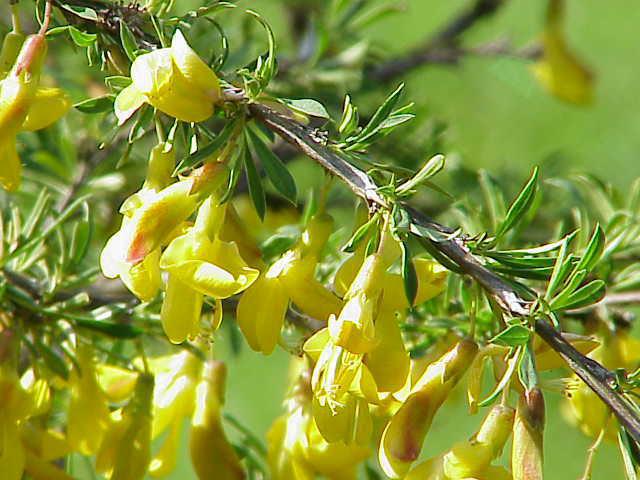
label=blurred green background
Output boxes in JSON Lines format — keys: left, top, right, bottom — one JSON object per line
{"left": 11, "top": 0, "right": 639, "bottom": 478}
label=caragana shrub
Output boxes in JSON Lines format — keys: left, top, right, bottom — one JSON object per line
{"left": 0, "top": 0, "right": 639, "bottom": 479}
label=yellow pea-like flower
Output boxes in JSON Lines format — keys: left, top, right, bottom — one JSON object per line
{"left": 100, "top": 143, "right": 178, "bottom": 301}
{"left": 512, "top": 388, "right": 545, "bottom": 480}
{"left": 237, "top": 214, "right": 342, "bottom": 355}
{"left": 304, "top": 328, "right": 378, "bottom": 445}
{"left": 190, "top": 361, "right": 245, "bottom": 480}
{"left": 160, "top": 196, "right": 258, "bottom": 343}
{"left": 379, "top": 339, "right": 478, "bottom": 478}
{"left": 96, "top": 364, "right": 140, "bottom": 403}
{"left": 0, "top": 31, "right": 70, "bottom": 191}
{"left": 531, "top": 0, "right": 594, "bottom": 105}
{"left": 67, "top": 344, "right": 111, "bottom": 455}
{"left": 115, "top": 29, "right": 220, "bottom": 124}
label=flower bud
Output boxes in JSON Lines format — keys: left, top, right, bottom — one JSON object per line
{"left": 379, "top": 339, "right": 478, "bottom": 478}
{"left": 443, "top": 404, "right": 515, "bottom": 478}
{"left": 512, "top": 388, "right": 545, "bottom": 480}
{"left": 0, "top": 31, "right": 25, "bottom": 75}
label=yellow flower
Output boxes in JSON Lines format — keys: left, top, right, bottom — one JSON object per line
{"left": 379, "top": 339, "right": 478, "bottom": 478}
{"left": 160, "top": 196, "right": 258, "bottom": 343}
{"left": 0, "top": 32, "right": 70, "bottom": 191}
{"left": 512, "top": 388, "right": 545, "bottom": 480}
{"left": 531, "top": 0, "right": 594, "bottom": 105}
{"left": 96, "top": 374, "right": 154, "bottom": 480}
{"left": 304, "top": 328, "right": 378, "bottom": 445}
{"left": 115, "top": 29, "right": 220, "bottom": 124}
{"left": 190, "top": 360, "right": 244, "bottom": 480}
{"left": 237, "top": 214, "right": 342, "bottom": 354}
{"left": 67, "top": 344, "right": 111, "bottom": 456}
{"left": 268, "top": 359, "right": 369, "bottom": 480}
{"left": 100, "top": 142, "right": 175, "bottom": 301}
{"left": 148, "top": 350, "right": 202, "bottom": 477}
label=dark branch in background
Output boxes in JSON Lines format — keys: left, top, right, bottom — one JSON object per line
{"left": 247, "top": 100, "right": 640, "bottom": 444}
{"left": 370, "top": 0, "right": 519, "bottom": 82}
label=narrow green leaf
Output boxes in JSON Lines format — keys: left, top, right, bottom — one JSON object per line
{"left": 479, "top": 170, "right": 506, "bottom": 232}
{"left": 496, "top": 167, "right": 539, "bottom": 238}
{"left": 58, "top": 4, "right": 98, "bottom": 21}
{"left": 478, "top": 348, "right": 521, "bottom": 407}
{"left": 74, "top": 318, "right": 142, "bottom": 338}
{"left": 342, "top": 216, "right": 378, "bottom": 253}
{"left": 128, "top": 105, "right": 154, "bottom": 144}
{"left": 247, "top": 130, "right": 297, "bottom": 204}
{"left": 38, "top": 343, "right": 70, "bottom": 380}
{"left": 175, "top": 120, "right": 238, "bottom": 174}
{"left": 400, "top": 241, "right": 418, "bottom": 306}
{"left": 338, "top": 95, "right": 359, "bottom": 137}
{"left": 48, "top": 25, "right": 96, "bottom": 47}
{"left": 552, "top": 279, "right": 606, "bottom": 310}
{"left": 119, "top": 20, "right": 139, "bottom": 62}
{"left": 396, "top": 154, "right": 445, "bottom": 196}
{"left": 618, "top": 427, "right": 639, "bottom": 480}
{"left": 243, "top": 141, "right": 266, "bottom": 220}
{"left": 74, "top": 95, "right": 115, "bottom": 114}
{"left": 518, "top": 342, "right": 539, "bottom": 391}
{"left": 575, "top": 224, "right": 605, "bottom": 274}
{"left": 69, "top": 203, "right": 92, "bottom": 266}
{"left": 105, "top": 76, "right": 132, "bottom": 92}
{"left": 490, "top": 325, "right": 531, "bottom": 347}
{"left": 545, "top": 231, "right": 578, "bottom": 301}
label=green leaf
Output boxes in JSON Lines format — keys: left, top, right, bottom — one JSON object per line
{"left": 38, "top": 343, "right": 70, "bottom": 380}
{"left": 69, "top": 202, "right": 92, "bottom": 266}
{"left": 345, "top": 83, "right": 405, "bottom": 150}
{"left": 243, "top": 140, "right": 266, "bottom": 221}
{"left": 260, "top": 231, "right": 300, "bottom": 261}
{"left": 75, "top": 318, "right": 142, "bottom": 338}
{"left": 342, "top": 215, "right": 378, "bottom": 253}
{"left": 575, "top": 224, "right": 605, "bottom": 274}
{"left": 74, "top": 95, "right": 115, "bottom": 114}
{"left": 175, "top": 120, "right": 238, "bottom": 174}
{"left": 58, "top": 4, "right": 98, "bottom": 21}
{"left": 545, "top": 231, "right": 578, "bottom": 300}
{"left": 48, "top": 26, "right": 97, "bottom": 47}
{"left": 119, "top": 20, "right": 139, "bottom": 62}
{"left": 338, "top": 95, "right": 359, "bottom": 137}
{"left": 105, "top": 76, "right": 132, "bottom": 92}
{"left": 128, "top": 105, "right": 154, "bottom": 144}
{"left": 490, "top": 325, "right": 531, "bottom": 347}
{"left": 247, "top": 130, "right": 297, "bottom": 204}
{"left": 282, "top": 99, "right": 330, "bottom": 119}
{"left": 552, "top": 279, "right": 605, "bottom": 310}
{"left": 496, "top": 167, "right": 539, "bottom": 238}
{"left": 397, "top": 154, "right": 445, "bottom": 196}
{"left": 518, "top": 342, "right": 538, "bottom": 391}
{"left": 400, "top": 241, "right": 418, "bottom": 305}
{"left": 618, "top": 427, "right": 639, "bottom": 480}
{"left": 247, "top": 10, "right": 277, "bottom": 88}
{"left": 479, "top": 170, "right": 506, "bottom": 232}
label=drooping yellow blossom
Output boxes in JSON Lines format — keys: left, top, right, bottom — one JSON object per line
{"left": 237, "top": 214, "right": 342, "bottom": 354}
{"left": 0, "top": 29, "right": 70, "bottom": 191}
{"left": 379, "top": 339, "right": 478, "bottom": 478}
{"left": 115, "top": 29, "right": 220, "bottom": 124}
{"left": 96, "top": 374, "right": 154, "bottom": 480}
{"left": 268, "top": 359, "right": 369, "bottom": 480}
{"left": 565, "top": 328, "right": 640, "bottom": 440}
{"left": 531, "top": 0, "right": 594, "bottom": 105}
{"left": 190, "top": 360, "right": 244, "bottom": 480}
{"left": 512, "top": 388, "right": 545, "bottom": 480}
{"left": 405, "top": 404, "right": 514, "bottom": 480}
{"left": 305, "top": 328, "right": 379, "bottom": 445}
{"left": 100, "top": 142, "right": 175, "bottom": 302}
{"left": 160, "top": 195, "right": 259, "bottom": 343}
{"left": 67, "top": 344, "right": 112, "bottom": 456}
{"left": 333, "top": 231, "right": 447, "bottom": 393}
{"left": 148, "top": 350, "right": 202, "bottom": 477}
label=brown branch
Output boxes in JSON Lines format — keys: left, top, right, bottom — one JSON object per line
{"left": 247, "top": 100, "right": 640, "bottom": 444}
